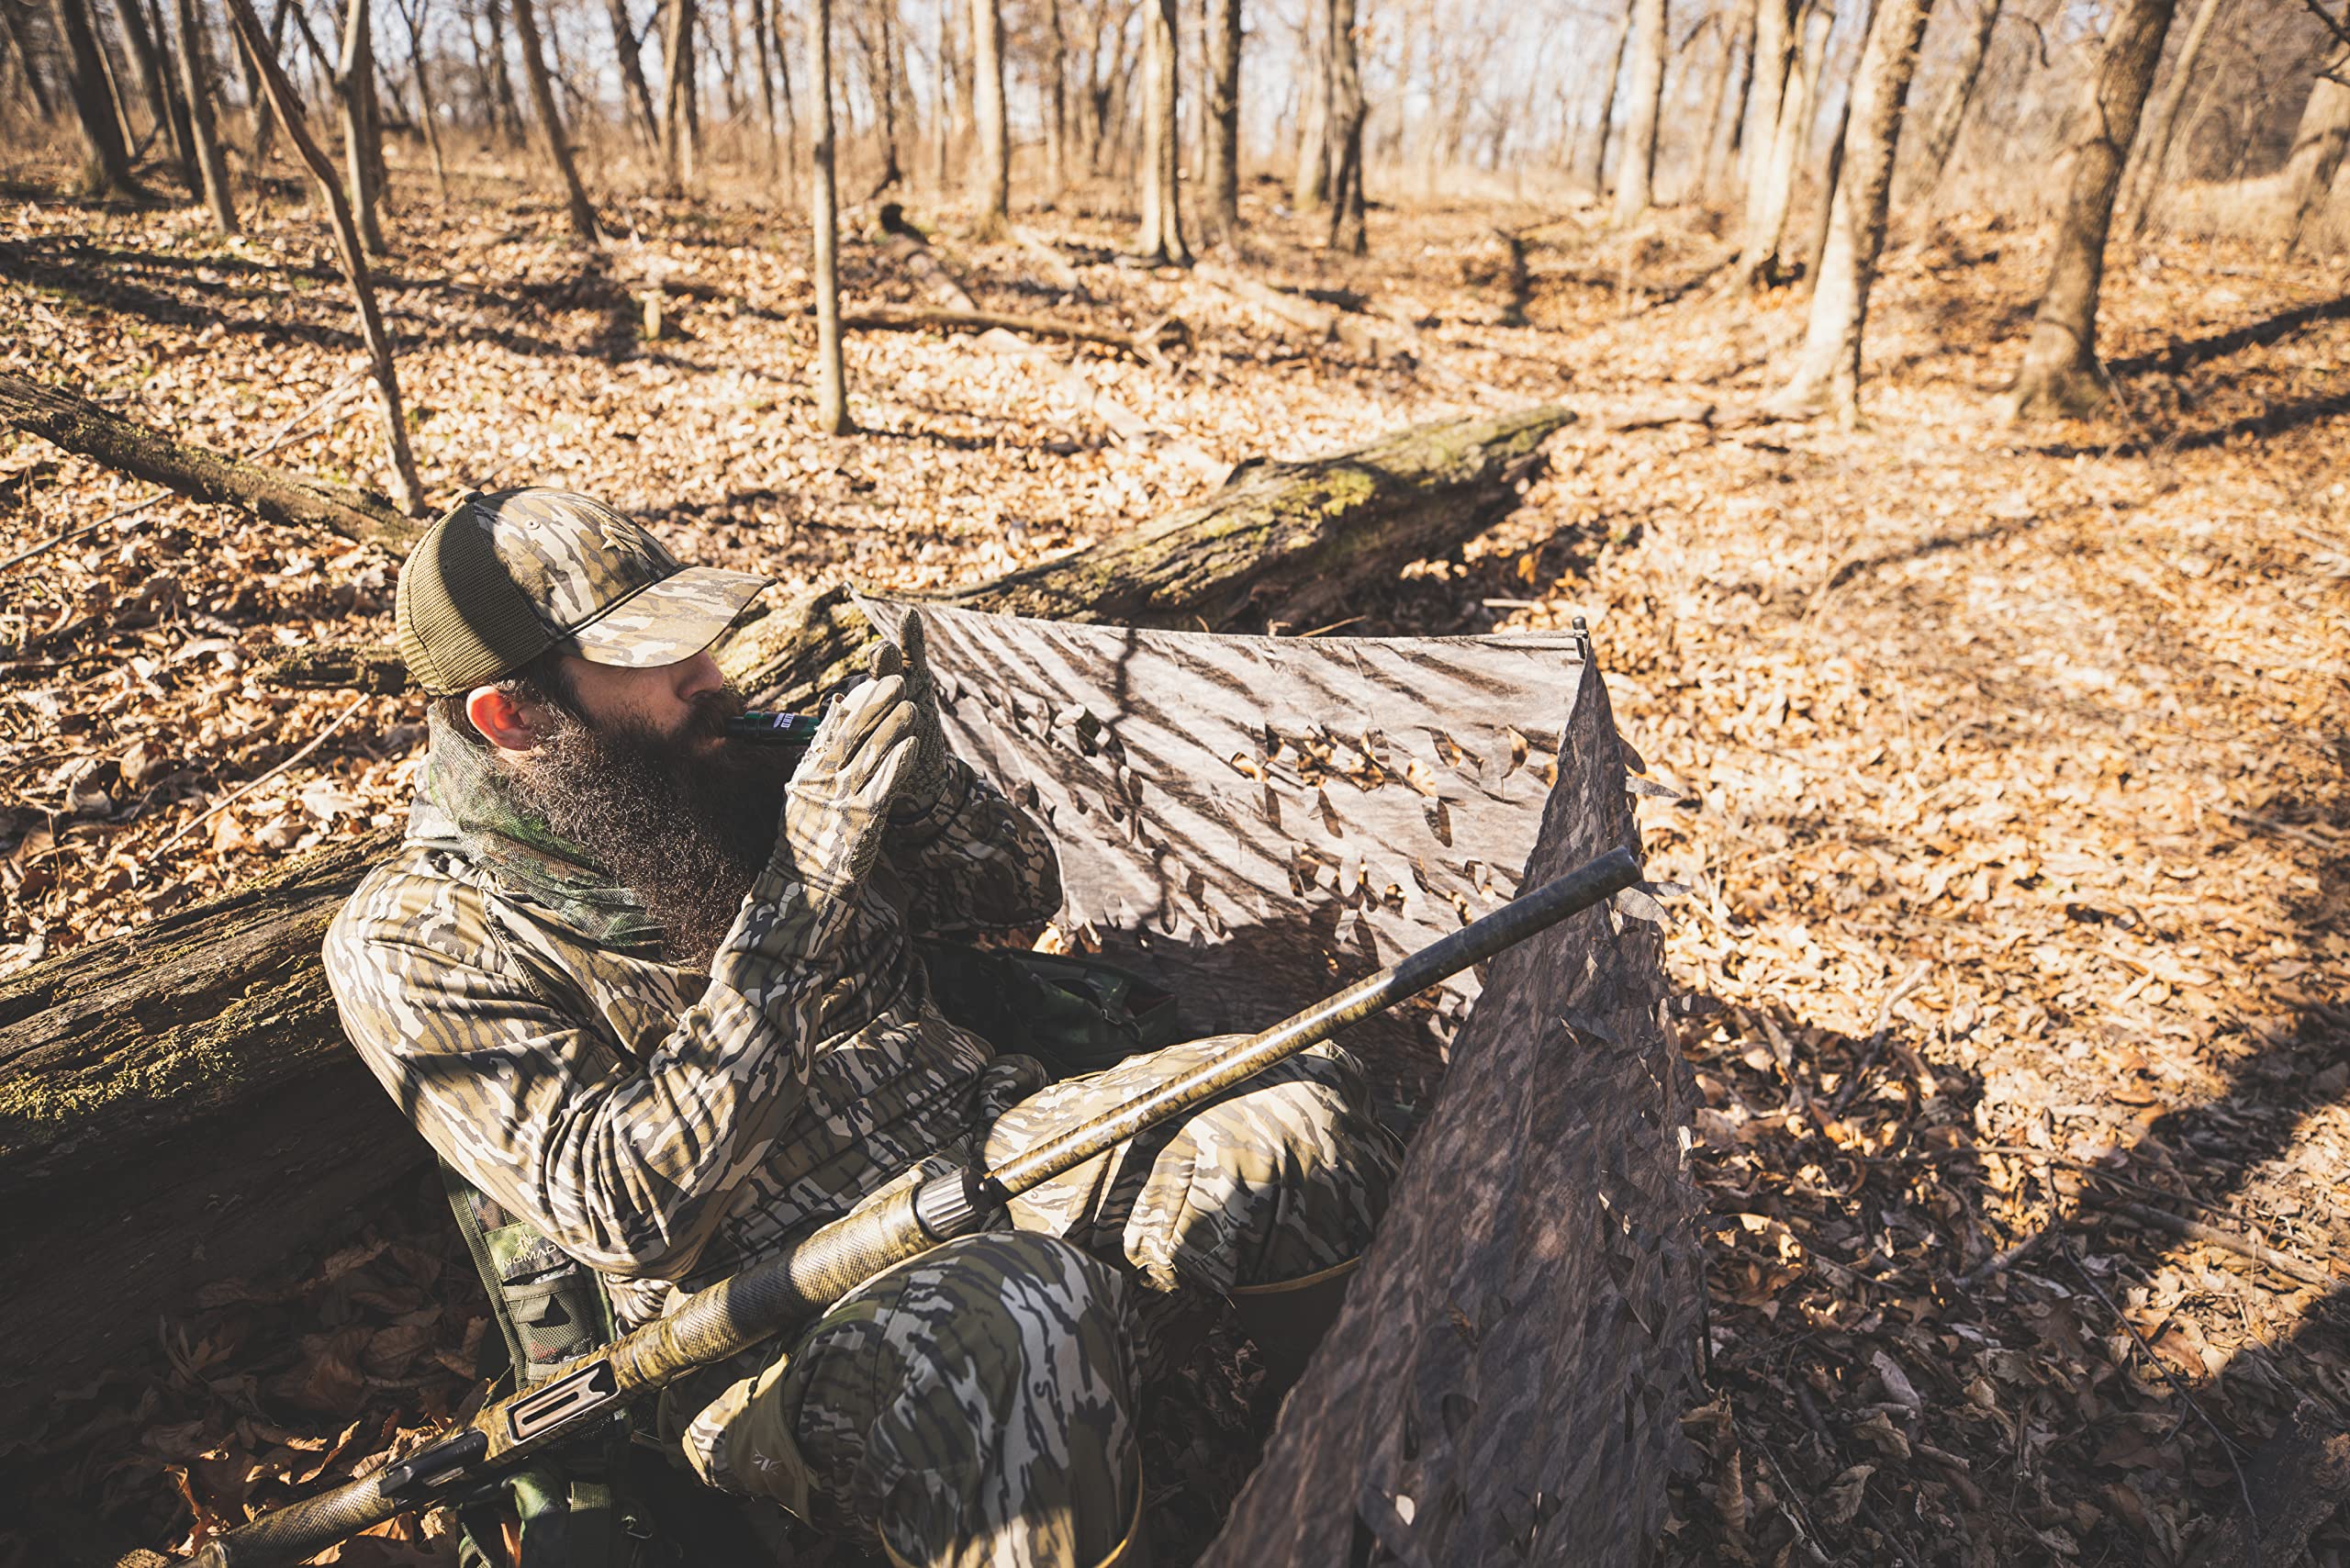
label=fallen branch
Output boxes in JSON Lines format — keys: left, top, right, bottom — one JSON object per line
{"left": 154, "top": 692, "right": 370, "bottom": 855}
{"left": 0, "top": 372, "right": 420, "bottom": 549}
{"left": 840, "top": 301, "right": 1182, "bottom": 361}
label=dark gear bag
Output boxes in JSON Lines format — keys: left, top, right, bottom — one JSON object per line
{"left": 916, "top": 942, "right": 1184, "bottom": 1078}
{"left": 440, "top": 1167, "right": 685, "bottom": 1568}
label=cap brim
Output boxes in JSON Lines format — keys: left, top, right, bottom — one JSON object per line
{"left": 567, "top": 566, "right": 774, "bottom": 668}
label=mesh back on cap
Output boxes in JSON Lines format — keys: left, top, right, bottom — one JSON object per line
{"left": 395, "top": 498, "right": 557, "bottom": 694}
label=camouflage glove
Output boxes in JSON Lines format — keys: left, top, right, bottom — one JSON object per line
{"left": 775, "top": 670, "right": 920, "bottom": 904}
{"left": 868, "top": 610, "right": 952, "bottom": 823}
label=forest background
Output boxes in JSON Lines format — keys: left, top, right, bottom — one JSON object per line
{"left": 2, "top": 0, "right": 2349, "bottom": 1558}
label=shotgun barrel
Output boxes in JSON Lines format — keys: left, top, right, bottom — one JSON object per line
{"left": 163, "top": 845, "right": 1643, "bottom": 1568}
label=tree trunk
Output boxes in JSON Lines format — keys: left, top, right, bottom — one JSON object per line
{"left": 1138, "top": 0, "right": 1191, "bottom": 263}
{"left": 969, "top": 0, "right": 1008, "bottom": 234}
{"left": 2119, "top": 0, "right": 2222, "bottom": 235}
{"left": 878, "top": 0, "right": 904, "bottom": 191}
{"left": 0, "top": 402, "right": 1576, "bottom": 1438}
{"left": 1736, "top": 0, "right": 1821, "bottom": 285}
{"left": 2277, "top": 71, "right": 2350, "bottom": 252}
{"left": 1202, "top": 0, "right": 1238, "bottom": 241}
{"left": 607, "top": 0, "right": 660, "bottom": 145}
{"left": 146, "top": 0, "right": 201, "bottom": 173}
{"left": 1577, "top": 0, "right": 1632, "bottom": 196}
{"left": 1614, "top": 0, "right": 1667, "bottom": 221}
{"left": 110, "top": 0, "right": 190, "bottom": 183}
{"left": 0, "top": 371, "right": 420, "bottom": 544}
{"left": 2, "top": 0, "right": 57, "bottom": 116}
{"left": 50, "top": 0, "right": 141, "bottom": 196}
{"left": 1695, "top": 0, "right": 1754, "bottom": 197}
{"left": 1905, "top": 0, "right": 1999, "bottom": 195}
{"left": 810, "top": 0, "right": 849, "bottom": 432}
{"left": 771, "top": 0, "right": 799, "bottom": 185}
{"left": 220, "top": 0, "right": 425, "bottom": 514}
{"left": 1323, "top": 0, "right": 1363, "bottom": 252}
{"left": 1770, "top": 0, "right": 1934, "bottom": 422}
{"left": 481, "top": 0, "right": 522, "bottom": 142}
{"left": 335, "top": 0, "right": 387, "bottom": 256}
{"left": 2004, "top": 0, "right": 2177, "bottom": 418}
{"left": 394, "top": 0, "right": 452, "bottom": 200}
{"left": 172, "top": 0, "right": 238, "bottom": 230}
{"left": 243, "top": 0, "right": 291, "bottom": 165}
{"left": 507, "top": 0, "right": 600, "bottom": 241}
{"left": 660, "top": 0, "right": 695, "bottom": 190}
{"left": 1043, "top": 0, "right": 1066, "bottom": 196}
{"left": 1291, "top": 0, "right": 1326, "bottom": 207}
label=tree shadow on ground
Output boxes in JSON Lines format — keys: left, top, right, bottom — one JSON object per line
{"left": 2107, "top": 293, "right": 2350, "bottom": 379}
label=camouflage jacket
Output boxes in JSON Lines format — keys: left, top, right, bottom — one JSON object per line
{"left": 324, "top": 718, "right": 1060, "bottom": 1330}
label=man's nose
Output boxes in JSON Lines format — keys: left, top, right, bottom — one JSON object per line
{"left": 677, "top": 650, "right": 725, "bottom": 699}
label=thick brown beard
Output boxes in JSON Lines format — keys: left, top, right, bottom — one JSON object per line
{"left": 509, "top": 687, "right": 794, "bottom": 967}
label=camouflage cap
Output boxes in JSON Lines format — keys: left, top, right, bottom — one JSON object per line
{"left": 395, "top": 488, "right": 772, "bottom": 694}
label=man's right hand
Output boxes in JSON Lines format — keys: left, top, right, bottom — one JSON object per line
{"left": 777, "top": 672, "right": 921, "bottom": 899}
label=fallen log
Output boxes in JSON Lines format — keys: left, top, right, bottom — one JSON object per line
{"left": 269, "top": 401, "right": 1576, "bottom": 704}
{"left": 0, "top": 372, "right": 420, "bottom": 549}
{"left": 1, "top": 402, "right": 1572, "bottom": 1434}
{"left": 840, "top": 303, "right": 1182, "bottom": 361}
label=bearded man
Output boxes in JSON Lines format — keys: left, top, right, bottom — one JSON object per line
{"left": 324, "top": 489, "right": 1399, "bottom": 1568}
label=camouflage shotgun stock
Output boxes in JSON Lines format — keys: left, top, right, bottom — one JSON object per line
{"left": 153, "top": 846, "right": 1642, "bottom": 1568}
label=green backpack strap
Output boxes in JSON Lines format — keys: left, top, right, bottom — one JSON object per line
{"left": 917, "top": 941, "right": 1184, "bottom": 1078}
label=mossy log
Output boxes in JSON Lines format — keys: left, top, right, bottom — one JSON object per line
{"left": 0, "top": 829, "right": 405, "bottom": 1432}
{"left": 1, "top": 402, "right": 1572, "bottom": 1433}
{"left": 0, "top": 371, "right": 420, "bottom": 549}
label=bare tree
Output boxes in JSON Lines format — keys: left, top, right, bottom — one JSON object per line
{"left": 1736, "top": 0, "right": 1826, "bottom": 285}
{"left": 2119, "top": 0, "right": 2225, "bottom": 234}
{"left": 871, "top": 0, "right": 903, "bottom": 192}
{"left": 1292, "top": 0, "right": 1326, "bottom": 206}
{"left": 389, "top": 0, "right": 451, "bottom": 199}
{"left": 1695, "top": 0, "right": 1756, "bottom": 196}
{"left": 1043, "top": 0, "right": 1067, "bottom": 195}
{"left": 509, "top": 0, "right": 601, "bottom": 240}
{"left": 333, "top": 0, "right": 387, "bottom": 255}
{"left": 482, "top": 0, "right": 521, "bottom": 140}
{"left": 1615, "top": 0, "right": 1666, "bottom": 220}
{"left": 605, "top": 0, "right": 660, "bottom": 144}
{"left": 770, "top": 0, "right": 800, "bottom": 182}
{"left": 49, "top": 0, "right": 141, "bottom": 195}
{"left": 810, "top": 0, "right": 850, "bottom": 431}
{"left": 1770, "top": 0, "right": 1934, "bottom": 420}
{"left": 2, "top": 0, "right": 58, "bottom": 117}
{"left": 970, "top": 0, "right": 1008, "bottom": 232}
{"left": 661, "top": 0, "right": 696, "bottom": 190}
{"left": 2003, "top": 0, "right": 2177, "bottom": 417}
{"left": 1202, "top": 0, "right": 1237, "bottom": 240}
{"left": 1902, "top": 0, "right": 2000, "bottom": 194}
{"left": 110, "top": 0, "right": 190, "bottom": 184}
{"left": 1574, "top": 0, "right": 1632, "bottom": 195}
{"left": 171, "top": 0, "right": 237, "bottom": 228}
{"left": 2275, "top": 67, "right": 2350, "bottom": 250}
{"left": 1138, "top": 0, "right": 1190, "bottom": 260}
{"left": 1325, "top": 0, "right": 1363, "bottom": 251}
{"left": 221, "top": 0, "right": 424, "bottom": 514}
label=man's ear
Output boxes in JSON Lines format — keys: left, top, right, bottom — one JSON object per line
{"left": 465, "top": 685, "right": 544, "bottom": 751}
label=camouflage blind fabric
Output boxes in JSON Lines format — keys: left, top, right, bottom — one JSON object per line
{"left": 856, "top": 598, "right": 1590, "bottom": 1117}
{"left": 853, "top": 600, "right": 1698, "bottom": 1564}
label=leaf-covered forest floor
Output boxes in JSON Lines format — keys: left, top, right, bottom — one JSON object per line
{"left": 2, "top": 151, "right": 2346, "bottom": 1565}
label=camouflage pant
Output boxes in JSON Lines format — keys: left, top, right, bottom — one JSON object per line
{"left": 672, "top": 1037, "right": 1398, "bottom": 1568}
